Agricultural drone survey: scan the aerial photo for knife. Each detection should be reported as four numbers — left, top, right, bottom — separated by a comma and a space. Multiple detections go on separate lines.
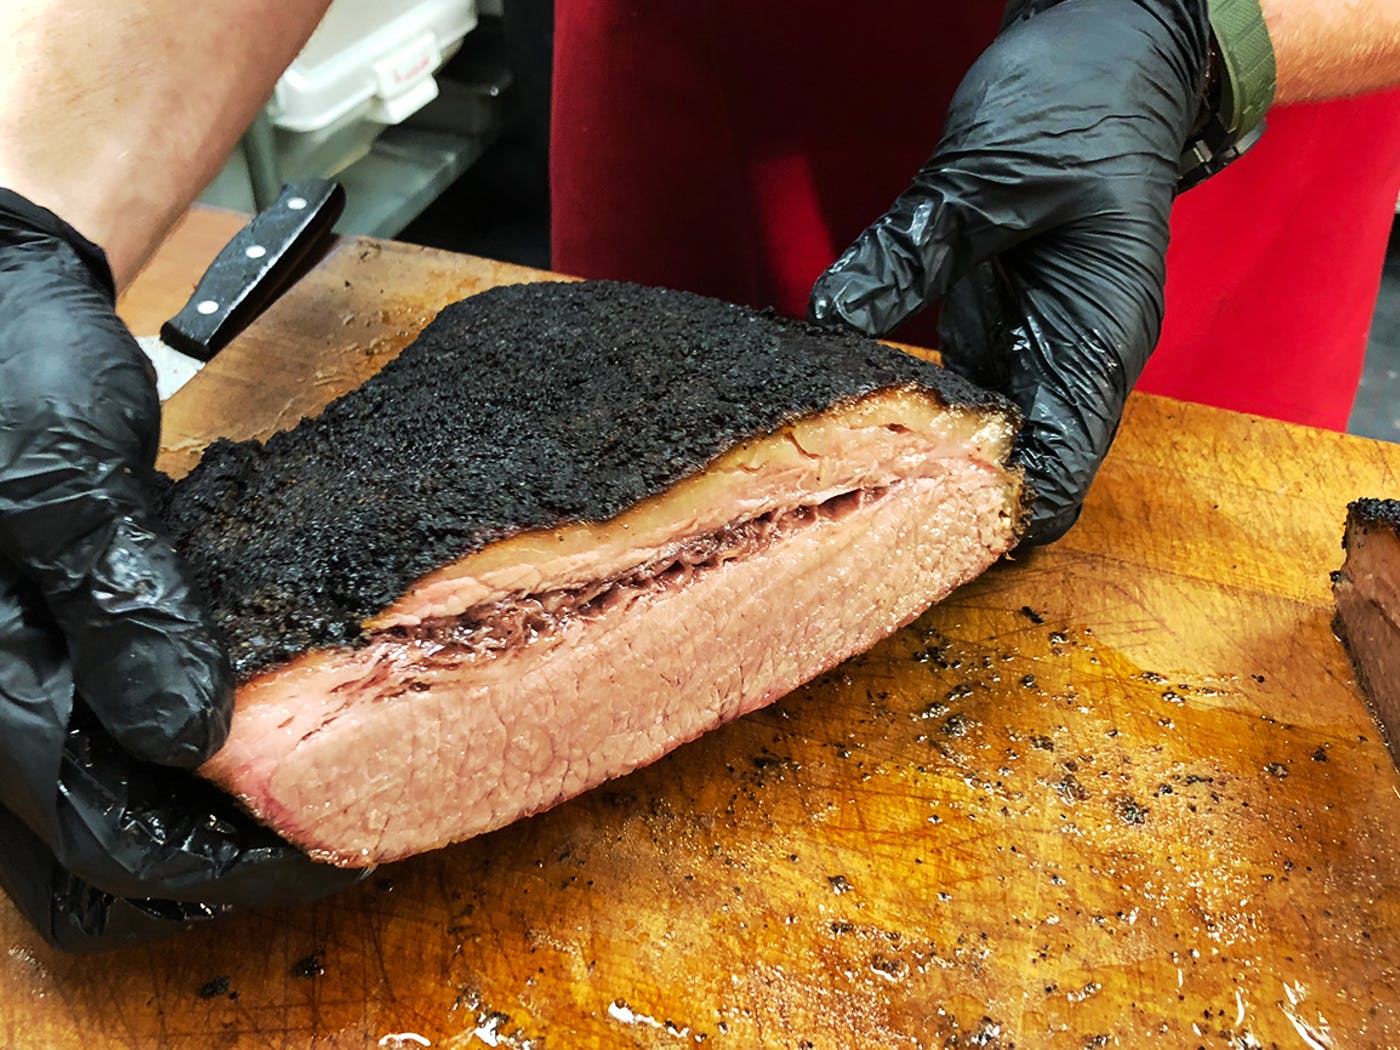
137, 179, 346, 400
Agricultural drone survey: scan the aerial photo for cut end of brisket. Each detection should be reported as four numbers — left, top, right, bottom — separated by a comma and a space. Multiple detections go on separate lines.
178, 280, 1027, 866
1333, 498, 1400, 770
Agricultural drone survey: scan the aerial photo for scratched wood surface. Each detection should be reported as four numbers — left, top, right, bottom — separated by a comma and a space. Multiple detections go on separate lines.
1, 208, 1397, 1048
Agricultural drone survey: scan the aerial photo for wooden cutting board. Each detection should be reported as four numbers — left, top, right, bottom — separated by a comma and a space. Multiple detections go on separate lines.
2, 208, 1397, 1048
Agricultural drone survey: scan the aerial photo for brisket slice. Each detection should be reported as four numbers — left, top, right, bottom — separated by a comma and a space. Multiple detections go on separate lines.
165, 280, 1028, 867
1333, 498, 1400, 769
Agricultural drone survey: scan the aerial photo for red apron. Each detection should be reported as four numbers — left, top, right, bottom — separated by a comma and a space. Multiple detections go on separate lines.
552, 1, 1400, 430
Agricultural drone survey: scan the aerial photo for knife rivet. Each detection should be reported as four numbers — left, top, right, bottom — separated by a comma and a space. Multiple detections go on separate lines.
287, 197, 308, 210
245, 244, 267, 259
197, 299, 220, 315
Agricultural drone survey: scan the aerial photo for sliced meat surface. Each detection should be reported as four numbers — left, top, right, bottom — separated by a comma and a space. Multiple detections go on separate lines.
164, 280, 1027, 866
1334, 498, 1400, 769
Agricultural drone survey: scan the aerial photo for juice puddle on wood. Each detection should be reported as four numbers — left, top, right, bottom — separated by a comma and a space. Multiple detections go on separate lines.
8, 607, 1399, 1050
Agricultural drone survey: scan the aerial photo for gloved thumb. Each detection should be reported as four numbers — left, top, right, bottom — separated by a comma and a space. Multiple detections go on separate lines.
808, 109, 1102, 340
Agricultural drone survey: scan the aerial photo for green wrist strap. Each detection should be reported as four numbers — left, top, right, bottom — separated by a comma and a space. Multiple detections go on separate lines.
1179, 0, 1278, 189
1210, 0, 1277, 141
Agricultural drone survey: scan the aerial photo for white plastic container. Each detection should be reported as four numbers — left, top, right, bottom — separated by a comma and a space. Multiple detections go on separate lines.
267, 0, 477, 178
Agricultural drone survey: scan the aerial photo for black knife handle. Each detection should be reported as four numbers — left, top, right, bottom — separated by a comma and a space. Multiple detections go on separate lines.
159, 179, 346, 362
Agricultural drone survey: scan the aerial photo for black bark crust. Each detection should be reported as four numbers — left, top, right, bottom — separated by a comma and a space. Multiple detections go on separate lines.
159, 280, 1015, 679
1347, 498, 1400, 539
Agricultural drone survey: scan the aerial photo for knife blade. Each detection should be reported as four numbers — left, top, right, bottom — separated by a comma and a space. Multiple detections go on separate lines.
136, 178, 345, 400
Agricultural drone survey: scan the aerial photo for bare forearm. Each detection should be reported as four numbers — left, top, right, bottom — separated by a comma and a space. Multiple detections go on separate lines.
0, 0, 331, 288
1264, 0, 1400, 103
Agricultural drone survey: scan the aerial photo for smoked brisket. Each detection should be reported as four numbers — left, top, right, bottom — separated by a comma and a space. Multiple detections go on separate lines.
163, 281, 1028, 865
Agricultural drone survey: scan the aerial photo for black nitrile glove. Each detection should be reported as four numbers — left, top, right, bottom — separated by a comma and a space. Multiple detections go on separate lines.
810, 0, 1212, 543
0, 190, 359, 951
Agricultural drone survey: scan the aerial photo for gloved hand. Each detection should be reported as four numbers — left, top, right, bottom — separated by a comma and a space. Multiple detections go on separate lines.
0, 190, 360, 951
810, 0, 1213, 543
